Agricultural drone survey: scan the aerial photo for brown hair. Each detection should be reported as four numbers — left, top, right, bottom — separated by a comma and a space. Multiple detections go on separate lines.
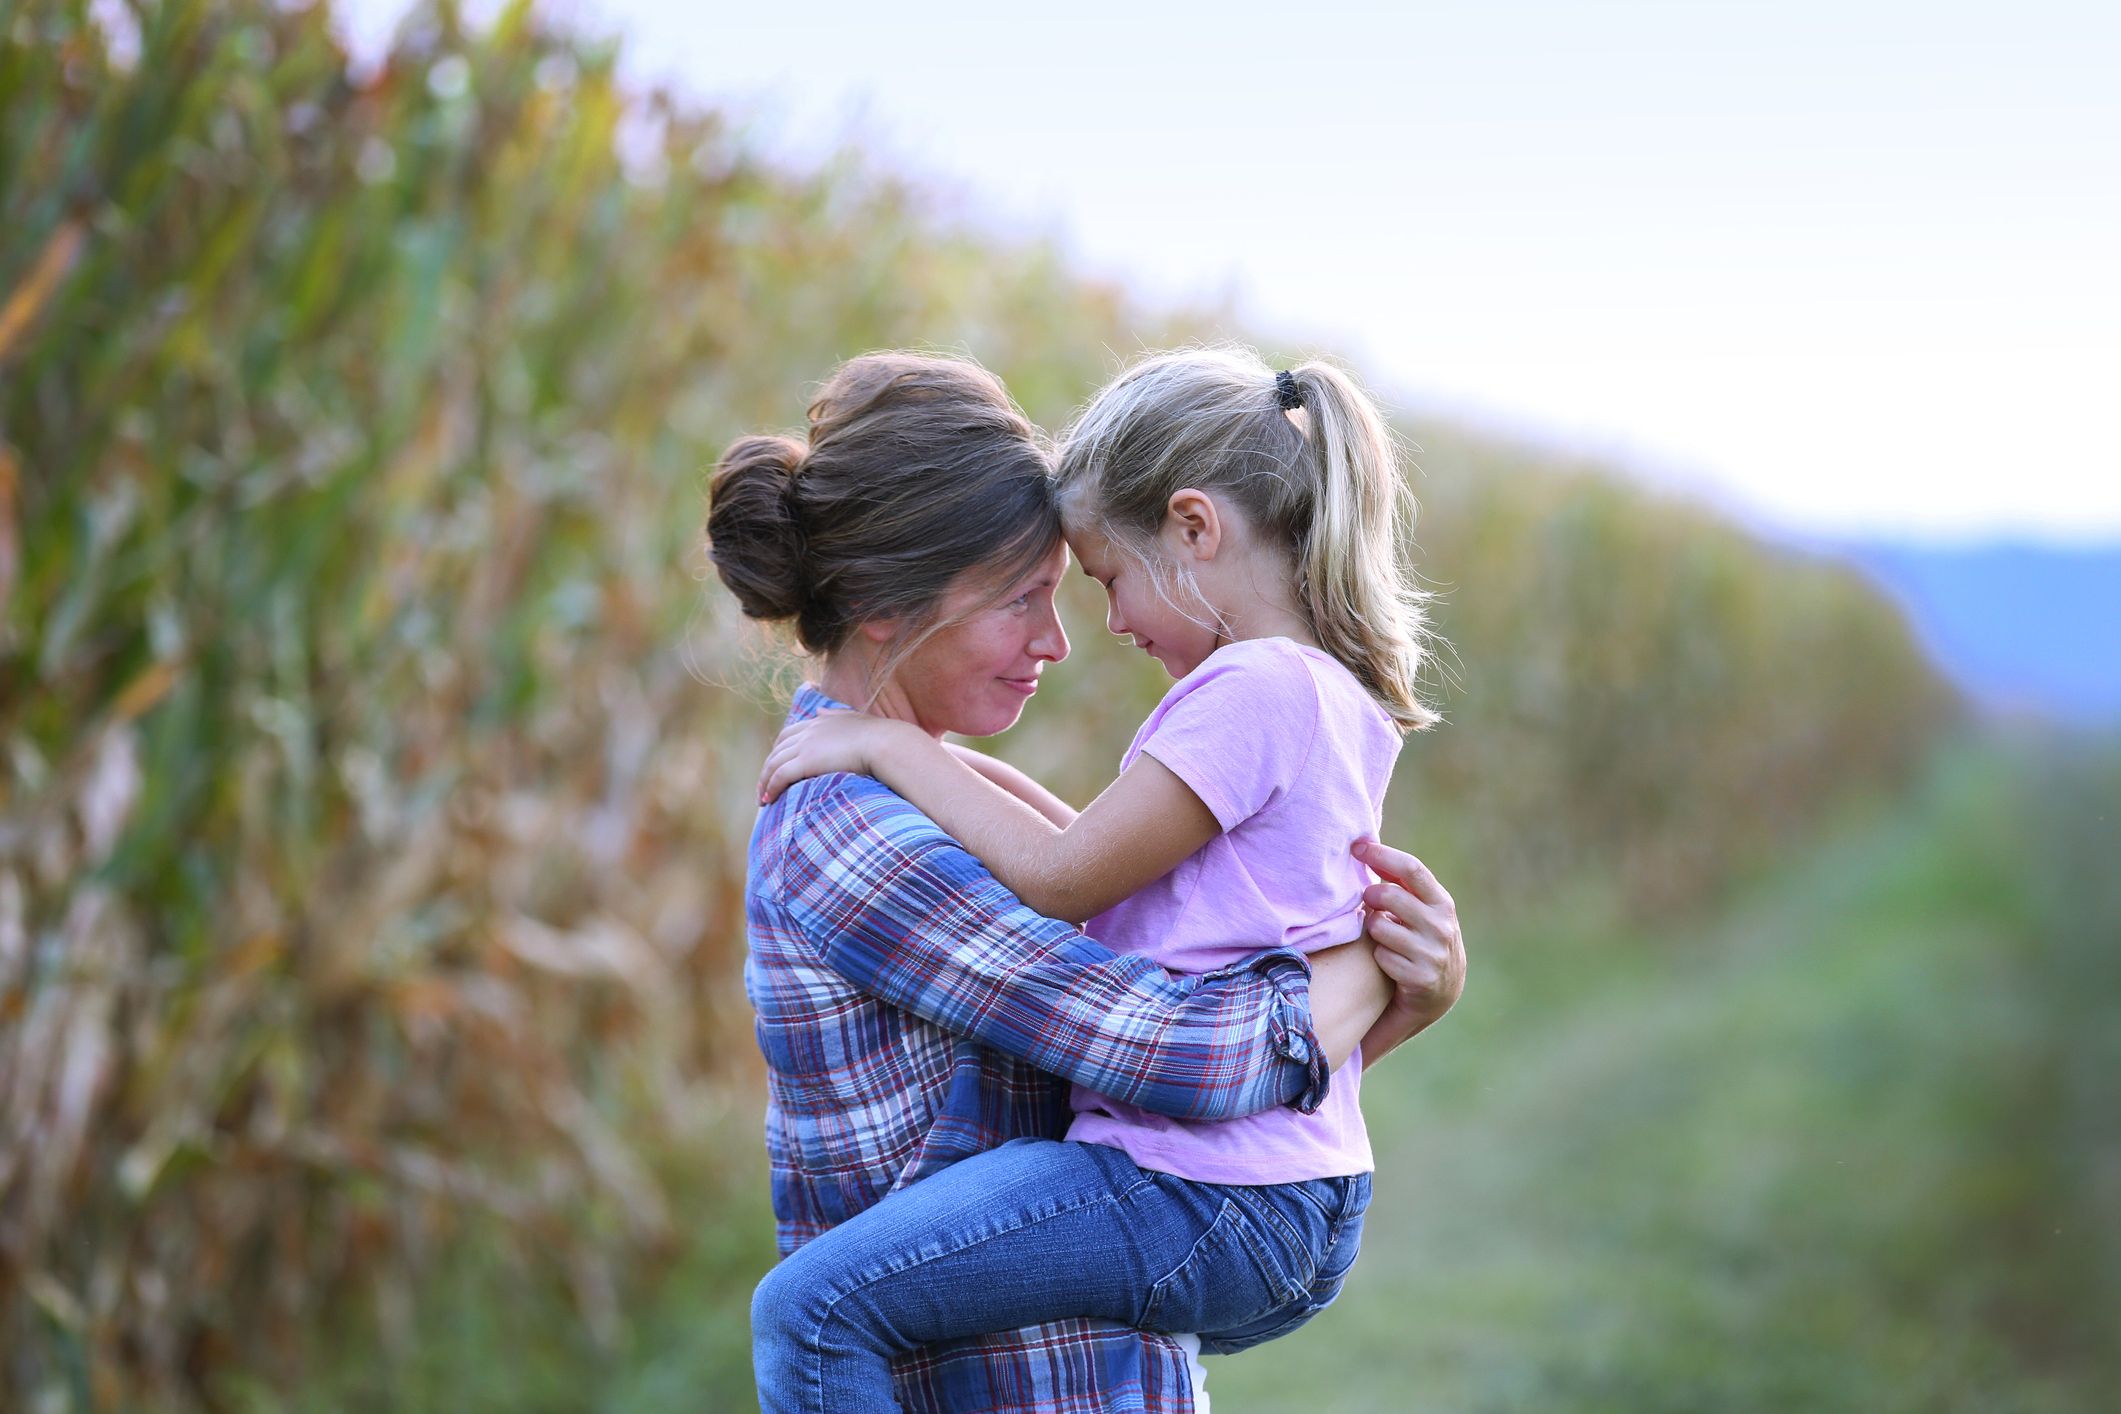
1056, 346, 1439, 732
706, 352, 1061, 685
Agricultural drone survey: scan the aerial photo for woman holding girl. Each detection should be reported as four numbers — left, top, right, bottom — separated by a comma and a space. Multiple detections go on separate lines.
707, 350, 1462, 1413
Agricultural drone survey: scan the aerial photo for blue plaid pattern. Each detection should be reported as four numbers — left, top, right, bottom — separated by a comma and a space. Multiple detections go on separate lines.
745, 684, 1330, 1412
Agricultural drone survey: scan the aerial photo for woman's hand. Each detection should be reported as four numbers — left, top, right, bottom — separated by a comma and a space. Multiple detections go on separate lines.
758, 711, 918, 805
1352, 838, 1466, 1063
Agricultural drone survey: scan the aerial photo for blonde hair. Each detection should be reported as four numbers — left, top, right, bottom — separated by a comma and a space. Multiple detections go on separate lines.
1055, 346, 1438, 732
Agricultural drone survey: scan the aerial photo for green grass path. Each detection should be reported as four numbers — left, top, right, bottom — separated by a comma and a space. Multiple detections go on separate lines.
1211, 746, 2119, 1412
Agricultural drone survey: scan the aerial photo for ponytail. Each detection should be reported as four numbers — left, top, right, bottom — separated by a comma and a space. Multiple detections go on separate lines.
1284, 362, 1439, 732
1055, 347, 1438, 732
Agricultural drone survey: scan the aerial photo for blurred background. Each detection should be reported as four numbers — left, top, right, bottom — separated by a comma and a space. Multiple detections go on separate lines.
3, 1, 2116, 1409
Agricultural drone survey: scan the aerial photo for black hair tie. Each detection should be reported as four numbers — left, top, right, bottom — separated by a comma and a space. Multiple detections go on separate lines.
1274, 369, 1303, 411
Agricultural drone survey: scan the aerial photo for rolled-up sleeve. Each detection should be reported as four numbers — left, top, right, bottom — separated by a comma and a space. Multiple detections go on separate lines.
775, 777, 1330, 1121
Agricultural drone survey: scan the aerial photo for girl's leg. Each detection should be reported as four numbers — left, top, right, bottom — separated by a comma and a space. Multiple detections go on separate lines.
750, 1138, 1301, 1414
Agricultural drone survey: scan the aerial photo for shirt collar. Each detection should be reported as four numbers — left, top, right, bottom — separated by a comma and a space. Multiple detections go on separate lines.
790, 680, 853, 723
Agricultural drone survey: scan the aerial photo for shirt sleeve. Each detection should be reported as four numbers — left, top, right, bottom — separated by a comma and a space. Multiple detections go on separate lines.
894, 1320, 1197, 1413
775, 776, 1331, 1121
1137, 639, 1323, 830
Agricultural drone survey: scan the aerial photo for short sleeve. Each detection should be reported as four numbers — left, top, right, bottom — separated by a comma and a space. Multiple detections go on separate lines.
1137, 640, 1323, 831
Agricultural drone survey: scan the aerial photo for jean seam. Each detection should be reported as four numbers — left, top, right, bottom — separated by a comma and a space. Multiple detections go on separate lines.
1282, 1177, 1340, 1225
1315, 1176, 1363, 1251
1143, 1197, 1237, 1330
1228, 1186, 1317, 1297
1153, 1188, 1310, 1325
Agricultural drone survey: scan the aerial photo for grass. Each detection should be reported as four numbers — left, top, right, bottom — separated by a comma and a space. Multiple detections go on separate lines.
1211, 741, 2120, 1412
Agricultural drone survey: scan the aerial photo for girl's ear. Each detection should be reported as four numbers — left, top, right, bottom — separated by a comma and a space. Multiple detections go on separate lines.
856, 615, 901, 644
1164, 488, 1223, 562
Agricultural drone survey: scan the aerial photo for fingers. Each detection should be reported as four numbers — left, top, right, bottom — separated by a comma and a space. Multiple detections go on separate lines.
1366, 909, 1445, 964
1375, 946, 1445, 993
1362, 879, 1459, 951
1361, 880, 1421, 925
1352, 838, 1451, 909
756, 716, 852, 804
758, 747, 796, 804
1368, 912, 1466, 1010
758, 728, 812, 804
1366, 915, 1450, 991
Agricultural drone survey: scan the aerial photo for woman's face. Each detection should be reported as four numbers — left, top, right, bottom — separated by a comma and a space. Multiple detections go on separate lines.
887, 539, 1072, 738
1067, 524, 1218, 680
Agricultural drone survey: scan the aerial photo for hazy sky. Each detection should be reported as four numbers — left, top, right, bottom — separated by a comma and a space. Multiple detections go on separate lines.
342, 0, 2120, 542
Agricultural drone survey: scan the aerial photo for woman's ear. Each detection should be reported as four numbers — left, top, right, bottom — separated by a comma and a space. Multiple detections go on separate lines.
856, 616, 901, 644
1164, 489, 1223, 562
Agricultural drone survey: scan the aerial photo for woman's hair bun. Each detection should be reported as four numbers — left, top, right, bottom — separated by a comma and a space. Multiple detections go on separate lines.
701, 352, 1061, 664
706, 433, 809, 624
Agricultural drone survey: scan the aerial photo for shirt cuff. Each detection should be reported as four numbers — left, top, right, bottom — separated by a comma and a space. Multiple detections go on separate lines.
1201, 948, 1332, 1115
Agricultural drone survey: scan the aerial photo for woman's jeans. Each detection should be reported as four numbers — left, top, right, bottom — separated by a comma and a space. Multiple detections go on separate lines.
751, 1136, 1371, 1414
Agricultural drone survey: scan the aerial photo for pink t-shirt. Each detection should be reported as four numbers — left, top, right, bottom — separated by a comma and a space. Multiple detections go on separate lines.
1068, 636, 1402, 1184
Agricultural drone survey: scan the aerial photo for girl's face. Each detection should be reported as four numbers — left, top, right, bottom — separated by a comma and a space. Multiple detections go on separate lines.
1067, 523, 1220, 680
886, 539, 1072, 738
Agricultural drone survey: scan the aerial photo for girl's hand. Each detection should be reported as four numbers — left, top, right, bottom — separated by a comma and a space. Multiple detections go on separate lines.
758, 711, 913, 805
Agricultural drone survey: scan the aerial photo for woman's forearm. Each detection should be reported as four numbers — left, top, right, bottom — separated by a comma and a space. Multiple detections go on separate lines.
1347, 839, 1467, 1066
1356, 999, 1426, 1065
1305, 938, 1396, 1070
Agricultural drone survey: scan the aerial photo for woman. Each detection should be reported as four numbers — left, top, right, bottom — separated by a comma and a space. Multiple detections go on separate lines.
707, 352, 1465, 1413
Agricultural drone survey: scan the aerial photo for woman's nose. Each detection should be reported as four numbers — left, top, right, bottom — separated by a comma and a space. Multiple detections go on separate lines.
1031, 602, 1069, 664
1104, 598, 1126, 638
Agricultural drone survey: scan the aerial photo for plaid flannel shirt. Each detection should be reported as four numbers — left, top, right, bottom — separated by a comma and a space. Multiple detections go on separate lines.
744, 684, 1331, 1413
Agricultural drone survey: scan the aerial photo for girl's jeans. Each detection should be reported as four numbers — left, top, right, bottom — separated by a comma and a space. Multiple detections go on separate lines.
751, 1136, 1372, 1414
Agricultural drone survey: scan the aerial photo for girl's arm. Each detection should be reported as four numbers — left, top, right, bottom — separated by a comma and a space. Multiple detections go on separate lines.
942, 742, 1079, 827
761, 713, 1218, 923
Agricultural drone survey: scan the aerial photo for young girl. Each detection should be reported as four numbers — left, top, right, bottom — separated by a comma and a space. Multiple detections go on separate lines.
749, 347, 1438, 1413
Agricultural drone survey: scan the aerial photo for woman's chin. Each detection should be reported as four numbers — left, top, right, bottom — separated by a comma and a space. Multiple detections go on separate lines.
960, 697, 1030, 737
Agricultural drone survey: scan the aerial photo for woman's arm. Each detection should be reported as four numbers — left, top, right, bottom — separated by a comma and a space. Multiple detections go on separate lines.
942, 742, 1078, 827
1306, 937, 1398, 1068
762, 714, 1217, 923
1165, 837, 1463, 1073
1349, 839, 1467, 1064
1280, 843, 1465, 1071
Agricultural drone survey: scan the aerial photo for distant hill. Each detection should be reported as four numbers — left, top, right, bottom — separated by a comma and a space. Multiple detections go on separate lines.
1832, 541, 2121, 722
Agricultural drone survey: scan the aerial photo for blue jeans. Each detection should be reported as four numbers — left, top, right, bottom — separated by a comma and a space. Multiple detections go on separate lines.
751, 1136, 1371, 1414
